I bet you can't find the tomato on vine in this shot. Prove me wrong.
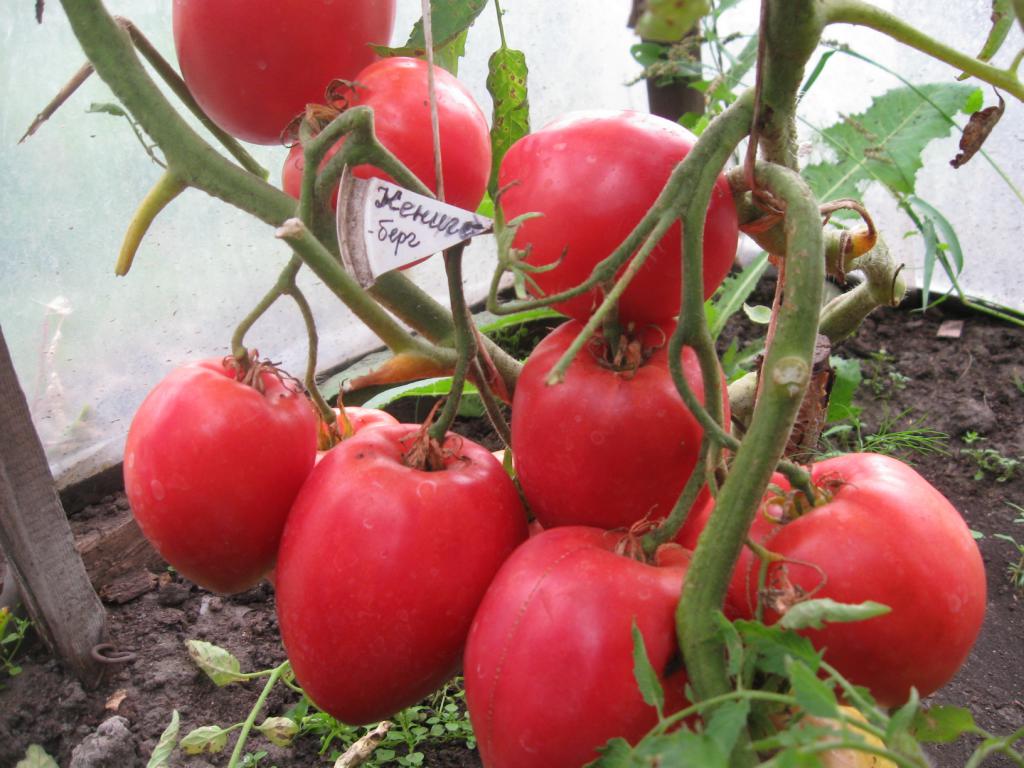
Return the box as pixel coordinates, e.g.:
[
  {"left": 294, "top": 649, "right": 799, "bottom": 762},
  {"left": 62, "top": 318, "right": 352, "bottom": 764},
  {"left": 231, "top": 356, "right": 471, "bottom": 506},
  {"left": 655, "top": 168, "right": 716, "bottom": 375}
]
[
  {"left": 282, "top": 57, "right": 492, "bottom": 212},
  {"left": 511, "top": 320, "right": 726, "bottom": 535},
  {"left": 275, "top": 424, "right": 527, "bottom": 725},
  {"left": 683, "top": 453, "right": 986, "bottom": 707},
  {"left": 172, "top": 0, "right": 397, "bottom": 145},
  {"left": 498, "top": 110, "right": 739, "bottom": 325},
  {"left": 123, "top": 357, "right": 318, "bottom": 594}
]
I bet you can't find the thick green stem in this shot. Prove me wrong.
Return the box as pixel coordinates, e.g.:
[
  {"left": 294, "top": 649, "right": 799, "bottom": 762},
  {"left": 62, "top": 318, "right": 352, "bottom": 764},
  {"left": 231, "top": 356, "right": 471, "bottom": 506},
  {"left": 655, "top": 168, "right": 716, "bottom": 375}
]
[
  {"left": 287, "top": 284, "right": 336, "bottom": 424},
  {"left": 226, "top": 661, "right": 289, "bottom": 768},
  {"left": 818, "top": 238, "right": 907, "bottom": 342},
  {"left": 428, "top": 245, "right": 476, "bottom": 441},
  {"left": 756, "top": 1, "right": 826, "bottom": 167},
  {"left": 678, "top": 164, "right": 823, "bottom": 734},
  {"left": 824, "top": 0, "right": 1024, "bottom": 102}
]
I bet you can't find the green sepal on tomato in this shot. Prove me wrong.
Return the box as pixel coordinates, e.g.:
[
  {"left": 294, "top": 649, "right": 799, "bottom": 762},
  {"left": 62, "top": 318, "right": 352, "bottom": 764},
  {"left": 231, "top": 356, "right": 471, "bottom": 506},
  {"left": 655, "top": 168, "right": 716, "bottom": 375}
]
[
  {"left": 680, "top": 453, "right": 986, "bottom": 706},
  {"left": 172, "top": 0, "right": 397, "bottom": 145},
  {"left": 511, "top": 320, "right": 726, "bottom": 535},
  {"left": 465, "top": 526, "right": 691, "bottom": 768},
  {"left": 123, "top": 358, "right": 318, "bottom": 594},
  {"left": 498, "top": 109, "right": 739, "bottom": 325},
  {"left": 275, "top": 424, "right": 527, "bottom": 725},
  {"left": 282, "top": 57, "right": 492, "bottom": 212}
]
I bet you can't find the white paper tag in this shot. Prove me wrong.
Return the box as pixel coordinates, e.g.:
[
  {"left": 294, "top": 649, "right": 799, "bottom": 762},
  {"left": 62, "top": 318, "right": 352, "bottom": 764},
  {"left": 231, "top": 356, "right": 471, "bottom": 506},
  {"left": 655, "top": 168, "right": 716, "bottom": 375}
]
[{"left": 336, "top": 172, "right": 493, "bottom": 287}]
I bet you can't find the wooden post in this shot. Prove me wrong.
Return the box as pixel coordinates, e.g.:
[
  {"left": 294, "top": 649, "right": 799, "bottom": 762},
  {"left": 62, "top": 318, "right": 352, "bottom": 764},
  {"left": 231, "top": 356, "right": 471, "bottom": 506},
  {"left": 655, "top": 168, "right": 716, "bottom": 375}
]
[{"left": 0, "top": 324, "right": 106, "bottom": 687}]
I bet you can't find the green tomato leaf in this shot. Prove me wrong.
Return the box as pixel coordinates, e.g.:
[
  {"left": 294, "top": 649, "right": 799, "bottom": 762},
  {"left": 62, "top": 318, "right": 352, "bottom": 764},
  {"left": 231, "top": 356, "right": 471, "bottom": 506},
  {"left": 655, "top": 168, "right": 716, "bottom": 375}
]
[
  {"left": 375, "top": 0, "right": 487, "bottom": 73},
  {"left": 778, "top": 598, "right": 891, "bottom": 631},
  {"left": 715, "top": 612, "right": 745, "bottom": 680},
  {"left": 636, "top": 0, "right": 711, "bottom": 42},
  {"left": 361, "top": 377, "right": 480, "bottom": 410},
  {"left": 256, "top": 716, "right": 299, "bottom": 747},
  {"left": 146, "top": 710, "right": 180, "bottom": 768},
  {"left": 787, "top": 658, "right": 840, "bottom": 719},
  {"left": 885, "top": 688, "right": 920, "bottom": 752},
  {"left": 585, "top": 737, "right": 633, "bottom": 767},
  {"left": 742, "top": 303, "right": 772, "bottom": 324},
  {"left": 186, "top": 640, "right": 246, "bottom": 686},
  {"left": 630, "top": 621, "right": 665, "bottom": 718},
  {"left": 961, "top": 0, "right": 1014, "bottom": 76},
  {"left": 803, "top": 83, "right": 975, "bottom": 201},
  {"left": 735, "top": 620, "right": 820, "bottom": 677},
  {"left": 15, "top": 745, "right": 59, "bottom": 768},
  {"left": 964, "top": 87, "right": 985, "bottom": 114},
  {"left": 487, "top": 46, "right": 530, "bottom": 197},
  {"left": 911, "top": 705, "right": 979, "bottom": 743},
  {"left": 827, "top": 356, "right": 863, "bottom": 423},
  {"left": 707, "top": 251, "right": 770, "bottom": 341},
  {"left": 705, "top": 699, "right": 751, "bottom": 756},
  {"left": 180, "top": 725, "right": 229, "bottom": 756}
]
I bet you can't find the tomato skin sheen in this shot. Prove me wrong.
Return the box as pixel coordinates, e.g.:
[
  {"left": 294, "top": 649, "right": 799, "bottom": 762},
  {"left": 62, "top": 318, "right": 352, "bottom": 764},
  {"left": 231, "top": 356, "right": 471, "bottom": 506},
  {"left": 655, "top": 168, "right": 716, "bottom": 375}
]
[
  {"left": 465, "top": 527, "right": 690, "bottom": 768},
  {"left": 173, "top": 0, "right": 396, "bottom": 145},
  {"left": 276, "top": 425, "right": 527, "bottom": 725},
  {"left": 511, "top": 320, "right": 726, "bottom": 534},
  {"left": 124, "top": 359, "right": 317, "bottom": 594},
  {"left": 498, "top": 110, "right": 739, "bottom": 324},
  {"left": 282, "top": 57, "right": 491, "bottom": 212},
  {"left": 690, "top": 454, "right": 986, "bottom": 706}
]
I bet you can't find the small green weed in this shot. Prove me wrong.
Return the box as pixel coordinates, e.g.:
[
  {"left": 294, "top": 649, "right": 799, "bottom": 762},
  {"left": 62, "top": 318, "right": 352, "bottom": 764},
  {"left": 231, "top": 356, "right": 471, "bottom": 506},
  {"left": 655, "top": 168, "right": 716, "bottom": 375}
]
[
  {"left": 297, "top": 678, "right": 475, "bottom": 765},
  {"left": 0, "top": 607, "right": 31, "bottom": 679},
  {"left": 820, "top": 409, "right": 949, "bottom": 462},
  {"left": 960, "top": 433, "right": 1022, "bottom": 482},
  {"left": 864, "top": 348, "right": 910, "bottom": 398},
  {"left": 994, "top": 502, "right": 1024, "bottom": 593}
]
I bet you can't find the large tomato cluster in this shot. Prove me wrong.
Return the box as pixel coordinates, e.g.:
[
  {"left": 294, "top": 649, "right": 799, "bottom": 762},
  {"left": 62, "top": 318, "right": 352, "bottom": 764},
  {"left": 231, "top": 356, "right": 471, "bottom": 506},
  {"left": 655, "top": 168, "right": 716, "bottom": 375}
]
[{"left": 125, "top": 23, "right": 991, "bottom": 768}]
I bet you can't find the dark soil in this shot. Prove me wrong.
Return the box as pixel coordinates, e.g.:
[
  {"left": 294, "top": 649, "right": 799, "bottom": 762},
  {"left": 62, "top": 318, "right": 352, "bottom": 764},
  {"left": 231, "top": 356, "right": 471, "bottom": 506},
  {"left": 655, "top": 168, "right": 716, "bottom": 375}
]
[{"left": 1, "top": 294, "right": 1022, "bottom": 767}]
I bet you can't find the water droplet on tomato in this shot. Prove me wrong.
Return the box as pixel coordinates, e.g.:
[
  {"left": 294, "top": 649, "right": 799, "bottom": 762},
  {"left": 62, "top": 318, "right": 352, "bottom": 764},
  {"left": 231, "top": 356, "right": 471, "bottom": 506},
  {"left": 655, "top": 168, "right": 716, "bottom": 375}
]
[
  {"left": 362, "top": 518, "right": 374, "bottom": 530},
  {"left": 256, "top": 60, "right": 268, "bottom": 72},
  {"left": 589, "top": 431, "right": 606, "bottom": 445},
  {"left": 417, "top": 481, "right": 437, "bottom": 500},
  {"left": 150, "top": 479, "right": 165, "bottom": 501}
]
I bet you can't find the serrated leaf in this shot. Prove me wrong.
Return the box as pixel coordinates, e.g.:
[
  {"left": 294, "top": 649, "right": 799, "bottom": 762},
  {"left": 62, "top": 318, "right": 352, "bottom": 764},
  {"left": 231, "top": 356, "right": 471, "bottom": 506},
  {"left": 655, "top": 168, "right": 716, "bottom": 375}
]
[
  {"left": 146, "top": 710, "right": 180, "bottom": 768},
  {"left": 16, "top": 745, "right": 58, "bottom": 768},
  {"left": 885, "top": 688, "right": 919, "bottom": 749},
  {"left": 788, "top": 658, "right": 840, "bottom": 719},
  {"left": 708, "top": 252, "right": 770, "bottom": 340},
  {"left": 803, "top": 83, "right": 975, "bottom": 202},
  {"left": 256, "top": 716, "right": 299, "bottom": 747},
  {"left": 911, "top": 705, "right": 978, "bottom": 743},
  {"left": 742, "top": 303, "right": 772, "bottom": 324},
  {"left": 736, "top": 620, "right": 820, "bottom": 677},
  {"left": 636, "top": 0, "right": 711, "bottom": 42},
  {"left": 827, "top": 356, "right": 862, "bottom": 422},
  {"left": 186, "top": 640, "right": 246, "bottom": 686},
  {"left": 180, "top": 725, "right": 229, "bottom": 755},
  {"left": 631, "top": 621, "right": 665, "bottom": 718},
  {"left": 778, "top": 599, "right": 890, "bottom": 631},
  {"left": 586, "top": 737, "right": 634, "bottom": 767},
  {"left": 376, "top": 0, "right": 487, "bottom": 73},
  {"left": 487, "top": 46, "right": 530, "bottom": 196},
  {"left": 705, "top": 699, "right": 751, "bottom": 755}
]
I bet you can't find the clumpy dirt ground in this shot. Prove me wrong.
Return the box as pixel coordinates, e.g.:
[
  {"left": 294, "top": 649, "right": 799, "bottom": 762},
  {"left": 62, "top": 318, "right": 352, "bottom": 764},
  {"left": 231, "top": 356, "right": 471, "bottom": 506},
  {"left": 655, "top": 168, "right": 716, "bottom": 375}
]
[{"left": 0, "top": 291, "right": 1022, "bottom": 767}]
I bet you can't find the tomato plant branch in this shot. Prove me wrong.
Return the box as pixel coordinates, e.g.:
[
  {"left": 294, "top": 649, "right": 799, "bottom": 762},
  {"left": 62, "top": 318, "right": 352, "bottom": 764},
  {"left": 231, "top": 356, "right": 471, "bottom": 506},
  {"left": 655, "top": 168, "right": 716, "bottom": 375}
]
[
  {"left": 225, "top": 660, "right": 290, "bottom": 768},
  {"left": 823, "top": 0, "right": 1024, "bottom": 102},
  {"left": 818, "top": 238, "right": 907, "bottom": 342},
  {"left": 428, "top": 245, "right": 476, "bottom": 441},
  {"left": 115, "top": 170, "right": 188, "bottom": 276},
  {"left": 285, "top": 282, "right": 337, "bottom": 427},
  {"left": 678, "top": 164, "right": 823, "bottom": 742},
  {"left": 116, "top": 17, "right": 268, "bottom": 179}
]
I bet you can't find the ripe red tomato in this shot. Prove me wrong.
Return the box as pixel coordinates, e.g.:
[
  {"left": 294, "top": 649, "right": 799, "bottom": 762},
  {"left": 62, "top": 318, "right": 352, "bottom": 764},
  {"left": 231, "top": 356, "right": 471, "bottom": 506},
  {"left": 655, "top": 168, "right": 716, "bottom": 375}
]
[
  {"left": 275, "top": 425, "right": 527, "bottom": 724},
  {"left": 691, "top": 454, "right": 986, "bottom": 706},
  {"left": 282, "top": 57, "right": 492, "bottom": 211},
  {"left": 123, "top": 359, "right": 317, "bottom": 593},
  {"left": 511, "top": 320, "right": 726, "bottom": 534},
  {"left": 498, "top": 110, "right": 739, "bottom": 324},
  {"left": 465, "top": 526, "right": 691, "bottom": 768},
  {"left": 172, "top": 0, "right": 396, "bottom": 145},
  {"left": 315, "top": 406, "right": 399, "bottom": 464}
]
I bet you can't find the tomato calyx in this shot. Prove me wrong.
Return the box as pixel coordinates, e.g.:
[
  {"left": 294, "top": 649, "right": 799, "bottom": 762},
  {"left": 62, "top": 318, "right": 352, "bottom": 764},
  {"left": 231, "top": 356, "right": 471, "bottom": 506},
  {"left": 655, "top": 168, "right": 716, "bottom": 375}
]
[
  {"left": 589, "top": 323, "right": 666, "bottom": 378},
  {"left": 399, "top": 401, "right": 466, "bottom": 472},
  {"left": 761, "top": 473, "right": 846, "bottom": 525},
  {"left": 222, "top": 350, "right": 301, "bottom": 396},
  {"left": 281, "top": 79, "right": 370, "bottom": 146}
]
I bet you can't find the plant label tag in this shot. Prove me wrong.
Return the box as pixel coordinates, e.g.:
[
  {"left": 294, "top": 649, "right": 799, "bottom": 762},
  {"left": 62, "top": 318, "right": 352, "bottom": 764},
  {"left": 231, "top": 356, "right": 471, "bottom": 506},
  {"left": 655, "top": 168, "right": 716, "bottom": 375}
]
[{"left": 336, "top": 170, "right": 493, "bottom": 287}]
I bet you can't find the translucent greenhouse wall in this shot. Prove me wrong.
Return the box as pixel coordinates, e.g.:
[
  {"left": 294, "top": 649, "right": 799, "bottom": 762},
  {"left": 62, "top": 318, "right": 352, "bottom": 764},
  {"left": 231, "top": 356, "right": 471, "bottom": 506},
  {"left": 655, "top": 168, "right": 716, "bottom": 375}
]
[{"left": 1, "top": 2, "right": 1020, "bottom": 488}]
